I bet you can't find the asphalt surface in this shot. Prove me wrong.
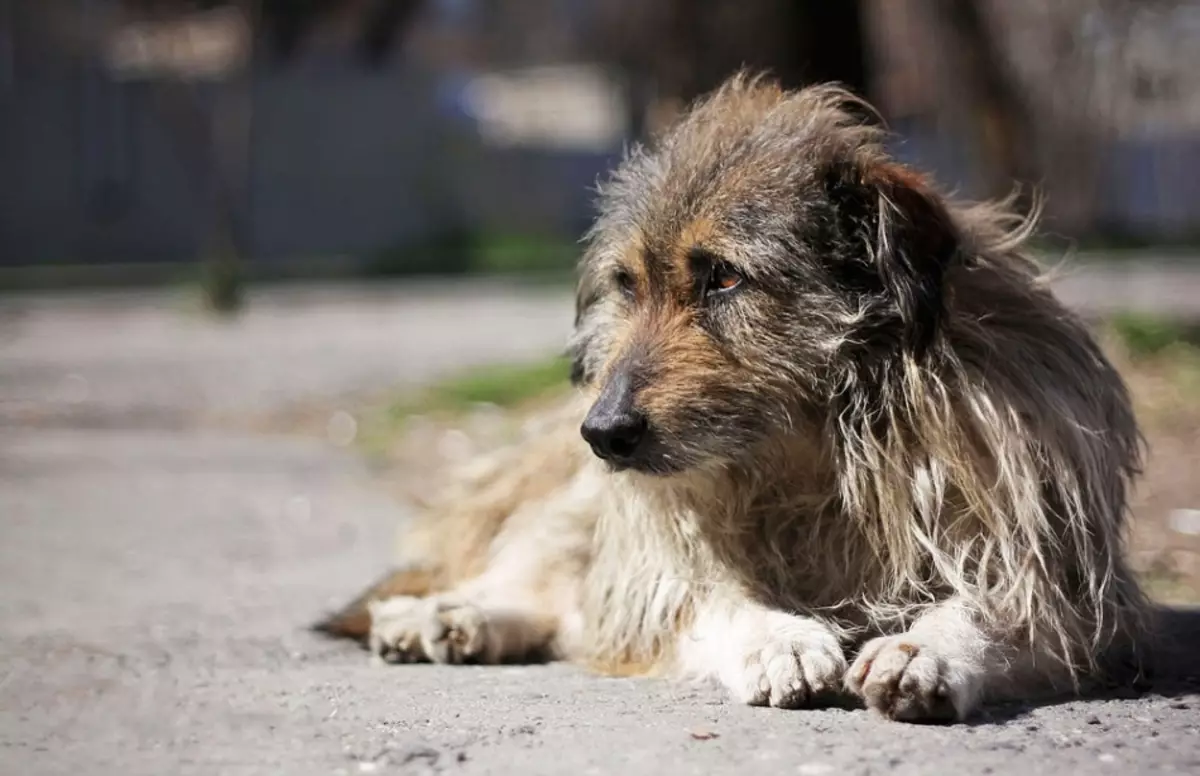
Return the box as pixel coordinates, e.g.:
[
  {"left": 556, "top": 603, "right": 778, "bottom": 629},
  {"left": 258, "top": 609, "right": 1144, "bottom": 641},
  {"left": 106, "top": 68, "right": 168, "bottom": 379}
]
[{"left": 2, "top": 275, "right": 1199, "bottom": 776}]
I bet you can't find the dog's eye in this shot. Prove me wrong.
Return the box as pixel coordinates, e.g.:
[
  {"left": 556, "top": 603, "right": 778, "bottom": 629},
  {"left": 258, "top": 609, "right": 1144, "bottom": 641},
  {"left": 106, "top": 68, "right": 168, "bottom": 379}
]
[
  {"left": 706, "top": 263, "right": 743, "bottom": 296},
  {"left": 614, "top": 269, "right": 636, "bottom": 300}
]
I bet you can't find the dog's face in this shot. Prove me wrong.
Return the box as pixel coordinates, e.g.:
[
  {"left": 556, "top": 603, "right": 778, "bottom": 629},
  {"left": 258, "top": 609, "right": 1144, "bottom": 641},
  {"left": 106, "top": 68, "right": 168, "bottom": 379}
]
[{"left": 571, "top": 76, "right": 963, "bottom": 475}]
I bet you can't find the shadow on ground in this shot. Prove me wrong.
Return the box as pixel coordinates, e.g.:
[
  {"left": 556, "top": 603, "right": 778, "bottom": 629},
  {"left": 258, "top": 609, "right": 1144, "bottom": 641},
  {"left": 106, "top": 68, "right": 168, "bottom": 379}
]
[{"left": 970, "top": 605, "right": 1200, "bottom": 725}]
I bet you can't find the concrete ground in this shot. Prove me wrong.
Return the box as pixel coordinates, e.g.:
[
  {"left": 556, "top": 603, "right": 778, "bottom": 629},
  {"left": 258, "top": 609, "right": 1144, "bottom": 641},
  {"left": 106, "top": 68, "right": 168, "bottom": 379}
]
[{"left": 1, "top": 275, "right": 1199, "bottom": 776}]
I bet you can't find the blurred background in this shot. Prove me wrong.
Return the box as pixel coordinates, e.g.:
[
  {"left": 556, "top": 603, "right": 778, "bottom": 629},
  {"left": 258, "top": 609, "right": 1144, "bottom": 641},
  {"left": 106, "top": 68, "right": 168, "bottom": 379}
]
[
  {"left": 2, "top": 4, "right": 1200, "bottom": 766},
  {"left": 3, "top": 0, "right": 1200, "bottom": 292}
]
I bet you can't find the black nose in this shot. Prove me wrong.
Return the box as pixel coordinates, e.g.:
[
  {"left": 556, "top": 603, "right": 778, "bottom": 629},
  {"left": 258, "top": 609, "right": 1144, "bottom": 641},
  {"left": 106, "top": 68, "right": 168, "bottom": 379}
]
[
  {"left": 581, "top": 368, "right": 648, "bottom": 464},
  {"left": 581, "top": 407, "right": 648, "bottom": 462}
]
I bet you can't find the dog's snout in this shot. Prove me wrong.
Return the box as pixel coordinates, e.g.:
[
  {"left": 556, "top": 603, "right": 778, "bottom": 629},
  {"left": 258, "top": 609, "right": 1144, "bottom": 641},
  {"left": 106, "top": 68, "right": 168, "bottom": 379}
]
[
  {"left": 582, "top": 406, "right": 648, "bottom": 463},
  {"left": 581, "top": 372, "right": 648, "bottom": 465}
]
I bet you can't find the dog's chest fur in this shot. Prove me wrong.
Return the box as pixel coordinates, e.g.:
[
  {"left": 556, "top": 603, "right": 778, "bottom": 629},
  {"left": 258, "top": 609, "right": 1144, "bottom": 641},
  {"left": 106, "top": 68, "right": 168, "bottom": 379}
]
[{"left": 572, "top": 445, "right": 884, "bottom": 668}]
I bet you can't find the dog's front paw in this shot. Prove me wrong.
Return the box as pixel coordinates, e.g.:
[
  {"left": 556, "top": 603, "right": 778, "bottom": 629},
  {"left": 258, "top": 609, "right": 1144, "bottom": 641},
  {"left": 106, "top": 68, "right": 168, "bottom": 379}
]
[
  {"left": 726, "top": 626, "right": 846, "bottom": 709},
  {"left": 368, "top": 596, "right": 491, "bottom": 665},
  {"left": 419, "top": 600, "right": 490, "bottom": 664},
  {"left": 845, "top": 636, "right": 980, "bottom": 723},
  {"left": 368, "top": 595, "right": 431, "bottom": 664}
]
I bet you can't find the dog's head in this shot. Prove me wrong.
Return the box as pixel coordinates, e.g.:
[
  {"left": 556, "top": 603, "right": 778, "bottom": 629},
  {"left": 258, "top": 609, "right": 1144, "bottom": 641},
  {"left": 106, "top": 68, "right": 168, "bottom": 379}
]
[{"left": 571, "top": 74, "right": 964, "bottom": 475}]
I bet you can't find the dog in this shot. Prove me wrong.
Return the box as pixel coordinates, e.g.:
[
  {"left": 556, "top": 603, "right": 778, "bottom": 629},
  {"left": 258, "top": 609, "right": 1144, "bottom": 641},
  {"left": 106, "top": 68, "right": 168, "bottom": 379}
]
[{"left": 315, "top": 73, "right": 1151, "bottom": 723}]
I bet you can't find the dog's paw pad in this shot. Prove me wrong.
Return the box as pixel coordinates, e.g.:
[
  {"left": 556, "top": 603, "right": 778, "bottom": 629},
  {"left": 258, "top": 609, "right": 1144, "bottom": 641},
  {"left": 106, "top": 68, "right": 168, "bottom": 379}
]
[{"left": 846, "top": 636, "right": 966, "bottom": 723}]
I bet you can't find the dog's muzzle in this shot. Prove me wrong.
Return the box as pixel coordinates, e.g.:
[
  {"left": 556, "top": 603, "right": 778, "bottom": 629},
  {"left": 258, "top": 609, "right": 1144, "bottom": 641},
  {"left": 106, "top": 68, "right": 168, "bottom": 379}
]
[{"left": 580, "top": 370, "right": 649, "bottom": 469}]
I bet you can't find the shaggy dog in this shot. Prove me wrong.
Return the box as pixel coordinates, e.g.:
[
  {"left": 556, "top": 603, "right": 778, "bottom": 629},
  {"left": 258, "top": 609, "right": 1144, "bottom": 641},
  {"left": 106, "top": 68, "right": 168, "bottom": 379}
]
[{"left": 316, "top": 73, "right": 1150, "bottom": 723}]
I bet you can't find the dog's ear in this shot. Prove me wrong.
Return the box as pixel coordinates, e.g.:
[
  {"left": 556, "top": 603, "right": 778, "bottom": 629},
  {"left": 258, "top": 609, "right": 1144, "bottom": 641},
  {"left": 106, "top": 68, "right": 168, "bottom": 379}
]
[{"left": 825, "top": 159, "right": 962, "bottom": 356}]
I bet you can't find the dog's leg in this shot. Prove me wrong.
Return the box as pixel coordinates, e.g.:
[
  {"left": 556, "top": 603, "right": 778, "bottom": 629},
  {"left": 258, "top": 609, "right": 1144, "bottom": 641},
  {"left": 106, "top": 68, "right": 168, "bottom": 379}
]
[
  {"left": 680, "top": 595, "right": 847, "bottom": 709},
  {"left": 845, "top": 599, "right": 1006, "bottom": 723},
  {"left": 368, "top": 589, "right": 558, "bottom": 665},
  {"left": 367, "top": 451, "right": 596, "bottom": 667},
  {"left": 369, "top": 525, "right": 584, "bottom": 666}
]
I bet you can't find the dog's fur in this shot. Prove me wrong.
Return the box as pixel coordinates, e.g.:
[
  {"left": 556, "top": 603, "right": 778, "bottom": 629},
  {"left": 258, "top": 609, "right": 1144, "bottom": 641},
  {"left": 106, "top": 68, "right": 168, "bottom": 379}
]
[{"left": 316, "top": 74, "right": 1151, "bottom": 722}]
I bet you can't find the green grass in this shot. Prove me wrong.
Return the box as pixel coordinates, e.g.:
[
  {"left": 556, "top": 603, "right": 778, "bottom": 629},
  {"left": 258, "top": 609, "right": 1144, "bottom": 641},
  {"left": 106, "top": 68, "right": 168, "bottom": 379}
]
[
  {"left": 471, "top": 232, "right": 579, "bottom": 275},
  {"left": 1139, "top": 559, "right": 1200, "bottom": 606},
  {"left": 392, "top": 355, "right": 573, "bottom": 416},
  {"left": 1108, "top": 312, "right": 1200, "bottom": 358},
  {"left": 1102, "top": 313, "right": 1200, "bottom": 431},
  {"left": 357, "top": 354, "right": 574, "bottom": 459},
  {"left": 365, "top": 229, "right": 579, "bottom": 279}
]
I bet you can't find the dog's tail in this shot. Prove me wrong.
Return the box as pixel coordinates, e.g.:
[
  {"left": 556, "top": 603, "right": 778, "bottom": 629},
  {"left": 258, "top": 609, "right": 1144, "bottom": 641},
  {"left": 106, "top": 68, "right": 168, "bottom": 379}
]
[{"left": 310, "top": 566, "right": 439, "bottom": 643}]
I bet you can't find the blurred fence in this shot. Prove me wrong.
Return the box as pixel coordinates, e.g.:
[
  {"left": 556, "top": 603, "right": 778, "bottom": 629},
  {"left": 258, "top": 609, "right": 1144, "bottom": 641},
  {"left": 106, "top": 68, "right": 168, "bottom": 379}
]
[
  {"left": 0, "top": 2, "right": 620, "bottom": 273},
  {"left": 1, "top": 0, "right": 1198, "bottom": 278}
]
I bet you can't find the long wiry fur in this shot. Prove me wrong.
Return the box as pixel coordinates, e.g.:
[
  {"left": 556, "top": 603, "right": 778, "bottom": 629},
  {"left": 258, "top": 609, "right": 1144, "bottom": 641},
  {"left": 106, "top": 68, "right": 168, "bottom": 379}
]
[{"left": 315, "top": 73, "right": 1151, "bottom": 722}]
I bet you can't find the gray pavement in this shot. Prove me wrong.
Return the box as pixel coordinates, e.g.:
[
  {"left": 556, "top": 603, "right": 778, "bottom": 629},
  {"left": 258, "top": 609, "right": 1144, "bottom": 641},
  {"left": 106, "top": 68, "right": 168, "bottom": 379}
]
[
  {"left": 1046, "top": 257, "right": 1200, "bottom": 320},
  {"left": 1, "top": 275, "right": 1199, "bottom": 776},
  {"left": 0, "top": 279, "right": 576, "bottom": 427}
]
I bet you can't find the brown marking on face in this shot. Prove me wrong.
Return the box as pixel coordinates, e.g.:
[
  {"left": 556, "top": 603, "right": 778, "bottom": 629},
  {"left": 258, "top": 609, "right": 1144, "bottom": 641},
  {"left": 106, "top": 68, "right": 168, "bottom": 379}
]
[
  {"left": 589, "top": 216, "right": 748, "bottom": 453},
  {"left": 630, "top": 306, "right": 729, "bottom": 427},
  {"left": 665, "top": 216, "right": 724, "bottom": 299},
  {"left": 615, "top": 233, "right": 651, "bottom": 304},
  {"left": 674, "top": 217, "right": 718, "bottom": 262}
]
